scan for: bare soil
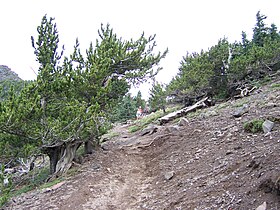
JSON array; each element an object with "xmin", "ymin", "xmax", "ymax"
[{"xmin": 3, "ymin": 81, "xmax": 280, "ymax": 210}]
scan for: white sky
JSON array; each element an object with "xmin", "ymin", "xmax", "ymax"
[{"xmin": 0, "ymin": 0, "xmax": 279, "ymax": 98}]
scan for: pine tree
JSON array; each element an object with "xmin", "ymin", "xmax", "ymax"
[
  {"xmin": 135, "ymin": 91, "xmax": 145, "ymax": 109},
  {"xmin": 149, "ymin": 82, "xmax": 166, "ymax": 113},
  {"xmin": 253, "ymin": 11, "xmax": 268, "ymax": 47},
  {"xmin": 0, "ymin": 15, "xmax": 168, "ymax": 175}
]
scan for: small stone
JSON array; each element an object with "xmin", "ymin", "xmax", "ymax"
[
  {"xmin": 101, "ymin": 142, "xmax": 110, "ymax": 151},
  {"xmin": 178, "ymin": 118, "xmax": 189, "ymax": 126},
  {"xmin": 225, "ymin": 150, "xmax": 233, "ymax": 155},
  {"xmin": 232, "ymin": 104, "xmax": 249, "ymax": 118},
  {"xmin": 233, "ymin": 145, "xmax": 242, "ymax": 150},
  {"xmin": 92, "ymin": 164, "xmax": 101, "ymax": 170},
  {"xmin": 43, "ymin": 188, "xmax": 52, "ymax": 193},
  {"xmin": 262, "ymin": 120, "xmax": 274, "ymax": 133},
  {"xmin": 140, "ymin": 125, "xmax": 158, "ymax": 136},
  {"xmin": 165, "ymin": 126, "xmax": 180, "ymax": 133},
  {"xmin": 164, "ymin": 171, "xmax": 174, "ymax": 180},
  {"xmin": 256, "ymin": 201, "xmax": 267, "ymax": 210}
]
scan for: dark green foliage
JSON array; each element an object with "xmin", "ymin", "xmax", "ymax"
[
  {"xmin": 167, "ymin": 11, "xmax": 280, "ymax": 103},
  {"xmin": 149, "ymin": 82, "xmax": 167, "ymax": 112},
  {"xmin": 135, "ymin": 91, "xmax": 146, "ymax": 109},
  {"xmin": 0, "ymin": 80, "xmax": 26, "ymax": 100},
  {"xmin": 208, "ymin": 38, "xmax": 230, "ymax": 97},
  {"xmin": 252, "ymin": 11, "xmax": 268, "ymax": 47},
  {"xmin": 111, "ymin": 94, "xmax": 137, "ymax": 122},
  {"xmin": 167, "ymin": 39, "xmax": 229, "ymax": 99},
  {"xmin": 110, "ymin": 91, "xmax": 146, "ymax": 123}
]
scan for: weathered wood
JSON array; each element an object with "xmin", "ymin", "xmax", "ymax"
[{"xmin": 159, "ymin": 97, "xmax": 211, "ymax": 125}]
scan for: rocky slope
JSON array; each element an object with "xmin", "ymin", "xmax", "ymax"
[{"xmin": 2, "ymin": 79, "xmax": 280, "ymax": 210}]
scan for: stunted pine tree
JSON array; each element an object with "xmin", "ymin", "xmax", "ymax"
[{"xmin": 0, "ymin": 15, "xmax": 167, "ymax": 175}]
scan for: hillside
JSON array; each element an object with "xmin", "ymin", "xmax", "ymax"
[
  {"xmin": 0, "ymin": 65, "xmax": 22, "ymax": 82},
  {"xmin": 0, "ymin": 65, "xmax": 26, "ymax": 100},
  {"xmin": 3, "ymin": 79, "xmax": 280, "ymax": 210}
]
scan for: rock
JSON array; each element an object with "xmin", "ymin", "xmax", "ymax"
[
  {"xmin": 232, "ymin": 104, "xmax": 249, "ymax": 118},
  {"xmin": 92, "ymin": 163, "xmax": 101, "ymax": 170},
  {"xmin": 225, "ymin": 150, "xmax": 233, "ymax": 155},
  {"xmin": 140, "ymin": 125, "xmax": 158, "ymax": 136},
  {"xmin": 43, "ymin": 188, "xmax": 52, "ymax": 193},
  {"xmin": 178, "ymin": 117, "xmax": 189, "ymax": 126},
  {"xmin": 165, "ymin": 125, "xmax": 180, "ymax": 133},
  {"xmin": 262, "ymin": 120, "xmax": 274, "ymax": 133},
  {"xmin": 101, "ymin": 142, "xmax": 111, "ymax": 151},
  {"xmin": 256, "ymin": 201, "xmax": 267, "ymax": 210},
  {"xmin": 164, "ymin": 171, "xmax": 174, "ymax": 180}
]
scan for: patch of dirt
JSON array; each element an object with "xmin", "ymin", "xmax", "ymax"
[{"xmin": 3, "ymin": 80, "xmax": 280, "ymax": 210}]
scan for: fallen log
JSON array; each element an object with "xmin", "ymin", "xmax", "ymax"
[{"xmin": 159, "ymin": 97, "xmax": 211, "ymax": 125}]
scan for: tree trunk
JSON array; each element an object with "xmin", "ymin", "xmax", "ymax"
[
  {"xmin": 55, "ymin": 142, "xmax": 81, "ymax": 175},
  {"xmin": 84, "ymin": 140, "xmax": 94, "ymax": 154},
  {"xmin": 43, "ymin": 141, "xmax": 81, "ymax": 175},
  {"xmin": 46, "ymin": 146, "xmax": 62, "ymax": 175}
]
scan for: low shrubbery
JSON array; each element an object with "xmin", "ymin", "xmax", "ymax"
[{"xmin": 243, "ymin": 119, "xmax": 265, "ymax": 133}]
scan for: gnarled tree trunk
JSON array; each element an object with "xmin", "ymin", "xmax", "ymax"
[
  {"xmin": 43, "ymin": 140, "xmax": 82, "ymax": 175},
  {"xmin": 55, "ymin": 142, "xmax": 82, "ymax": 175}
]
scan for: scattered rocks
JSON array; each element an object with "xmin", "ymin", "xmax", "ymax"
[
  {"xmin": 232, "ymin": 104, "xmax": 249, "ymax": 118},
  {"xmin": 262, "ymin": 120, "xmax": 274, "ymax": 133}
]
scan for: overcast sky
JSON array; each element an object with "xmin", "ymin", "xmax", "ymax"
[{"xmin": 0, "ymin": 0, "xmax": 279, "ymax": 97}]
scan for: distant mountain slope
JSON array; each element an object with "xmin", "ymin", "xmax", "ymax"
[
  {"xmin": 0, "ymin": 65, "xmax": 22, "ymax": 82},
  {"xmin": 0, "ymin": 65, "xmax": 25, "ymax": 100}
]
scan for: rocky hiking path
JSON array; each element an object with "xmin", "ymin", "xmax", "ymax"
[
  {"xmin": 3, "ymin": 81, "xmax": 280, "ymax": 209},
  {"xmin": 3, "ymin": 124, "xmax": 160, "ymax": 210}
]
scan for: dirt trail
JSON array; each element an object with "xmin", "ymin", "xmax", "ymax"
[
  {"xmin": 4, "ymin": 124, "xmax": 157, "ymax": 210},
  {"xmin": 3, "ymin": 80, "xmax": 280, "ymax": 210}
]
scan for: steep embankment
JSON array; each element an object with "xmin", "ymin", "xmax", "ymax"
[{"xmin": 3, "ymin": 79, "xmax": 280, "ymax": 210}]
